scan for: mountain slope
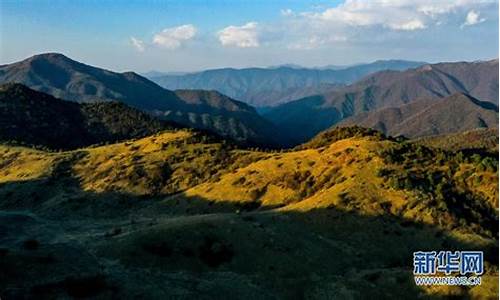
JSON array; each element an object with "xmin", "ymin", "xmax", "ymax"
[
  {"xmin": 149, "ymin": 60, "xmax": 425, "ymax": 107},
  {"xmin": 339, "ymin": 93, "xmax": 499, "ymax": 138},
  {"xmin": 0, "ymin": 53, "xmax": 185, "ymax": 110},
  {"xmin": 160, "ymin": 91, "xmax": 287, "ymax": 146},
  {"xmin": 0, "ymin": 83, "xmax": 176, "ymax": 149},
  {"xmin": 265, "ymin": 59, "xmax": 499, "ymax": 142},
  {"xmin": 0, "ymin": 53, "xmax": 285, "ymax": 146},
  {"xmin": 0, "ymin": 127, "xmax": 497, "ymax": 298},
  {"xmin": 167, "ymin": 89, "xmax": 291, "ymax": 146},
  {"xmin": 413, "ymin": 128, "xmax": 499, "ymax": 153}
]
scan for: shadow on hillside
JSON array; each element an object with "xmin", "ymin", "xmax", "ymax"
[{"xmin": 0, "ymin": 163, "xmax": 498, "ymax": 299}]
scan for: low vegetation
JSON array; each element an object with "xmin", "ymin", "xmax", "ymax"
[{"xmin": 0, "ymin": 126, "xmax": 497, "ymax": 299}]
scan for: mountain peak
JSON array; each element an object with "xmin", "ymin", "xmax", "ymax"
[
  {"xmin": 28, "ymin": 52, "xmax": 75, "ymax": 64},
  {"xmin": 32, "ymin": 52, "xmax": 69, "ymax": 59}
]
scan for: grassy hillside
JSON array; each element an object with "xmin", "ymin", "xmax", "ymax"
[{"xmin": 0, "ymin": 127, "xmax": 497, "ymax": 298}]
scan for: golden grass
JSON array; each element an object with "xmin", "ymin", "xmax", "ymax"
[
  {"xmin": 0, "ymin": 130, "xmax": 498, "ymax": 299},
  {"xmin": 0, "ymin": 145, "xmax": 59, "ymax": 183},
  {"xmin": 72, "ymin": 131, "xmax": 192, "ymax": 195},
  {"xmin": 185, "ymin": 138, "xmax": 414, "ymax": 219}
]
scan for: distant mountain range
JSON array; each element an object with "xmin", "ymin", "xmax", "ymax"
[
  {"xmin": 264, "ymin": 59, "xmax": 499, "ymax": 143},
  {"xmin": 0, "ymin": 53, "xmax": 286, "ymax": 147},
  {"xmin": 148, "ymin": 60, "xmax": 426, "ymax": 107},
  {"xmin": 1, "ymin": 53, "xmax": 497, "ymax": 147},
  {"xmin": 141, "ymin": 71, "xmax": 189, "ymax": 78},
  {"xmin": 0, "ymin": 83, "xmax": 173, "ymax": 149},
  {"xmin": 339, "ymin": 93, "xmax": 499, "ymax": 138}
]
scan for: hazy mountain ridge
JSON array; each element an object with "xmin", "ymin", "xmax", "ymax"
[
  {"xmin": 339, "ymin": 93, "xmax": 499, "ymax": 138},
  {"xmin": 0, "ymin": 53, "xmax": 286, "ymax": 147},
  {"xmin": 149, "ymin": 60, "xmax": 425, "ymax": 107},
  {"xmin": 265, "ymin": 59, "xmax": 499, "ymax": 143},
  {"xmin": 1, "ymin": 54, "xmax": 496, "ymax": 147},
  {"xmin": 174, "ymin": 89, "xmax": 257, "ymax": 113}
]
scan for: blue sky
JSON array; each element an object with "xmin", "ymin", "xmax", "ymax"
[{"xmin": 1, "ymin": 0, "xmax": 498, "ymax": 72}]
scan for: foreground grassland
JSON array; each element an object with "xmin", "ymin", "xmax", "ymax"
[{"xmin": 0, "ymin": 128, "xmax": 498, "ymax": 299}]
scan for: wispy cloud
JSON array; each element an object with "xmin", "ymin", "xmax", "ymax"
[
  {"xmin": 217, "ymin": 22, "xmax": 260, "ymax": 48},
  {"xmin": 130, "ymin": 37, "xmax": 145, "ymax": 52},
  {"xmin": 462, "ymin": 10, "xmax": 486, "ymax": 27},
  {"xmin": 280, "ymin": 9, "xmax": 294, "ymax": 17},
  {"xmin": 288, "ymin": 35, "xmax": 347, "ymax": 50},
  {"xmin": 389, "ymin": 19, "xmax": 426, "ymax": 31},
  {"xmin": 279, "ymin": 0, "xmax": 496, "ymax": 49},
  {"xmin": 301, "ymin": 0, "xmax": 490, "ymax": 30},
  {"xmin": 136, "ymin": 1, "xmax": 496, "ymax": 53},
  {"xmin": 153, "ymin": 24, "xmax": 197, "ymax": 49}
]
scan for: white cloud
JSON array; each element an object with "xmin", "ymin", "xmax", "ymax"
[
  {"xmin": 217, "ymin": 22, "xmax": 260, "ymax": 48},
  {"xmin": 462, "ymin": 10, "xmax": 486, "ymax": 27},
  {"xmin": 130, "ymin": 37, "xmax": 145, "ymax": 52},
  {"xmin": 304, "ymin": 0, "xmax": 492, "ymax": 30},
  {"xmin": 288, "ymin": 35, "xmax": 347, "ymax": 50},
  {"xmin": 153, "ymin": 24, "xmax": 197, "ymax": 49},
  {"xmin": 389, "ymin": 19, "xmax": 426, "ymax": 31},
  {"xmin": 278, "ymin": 0, "xmax": 495, "ymax": 49},
  {"xmin": 134, "ymin": 0, "xmax": 495, "ymax": 55},
  {"xmin": 281, "ymin": 9, "xmax": 294, "ymax": 17}
]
